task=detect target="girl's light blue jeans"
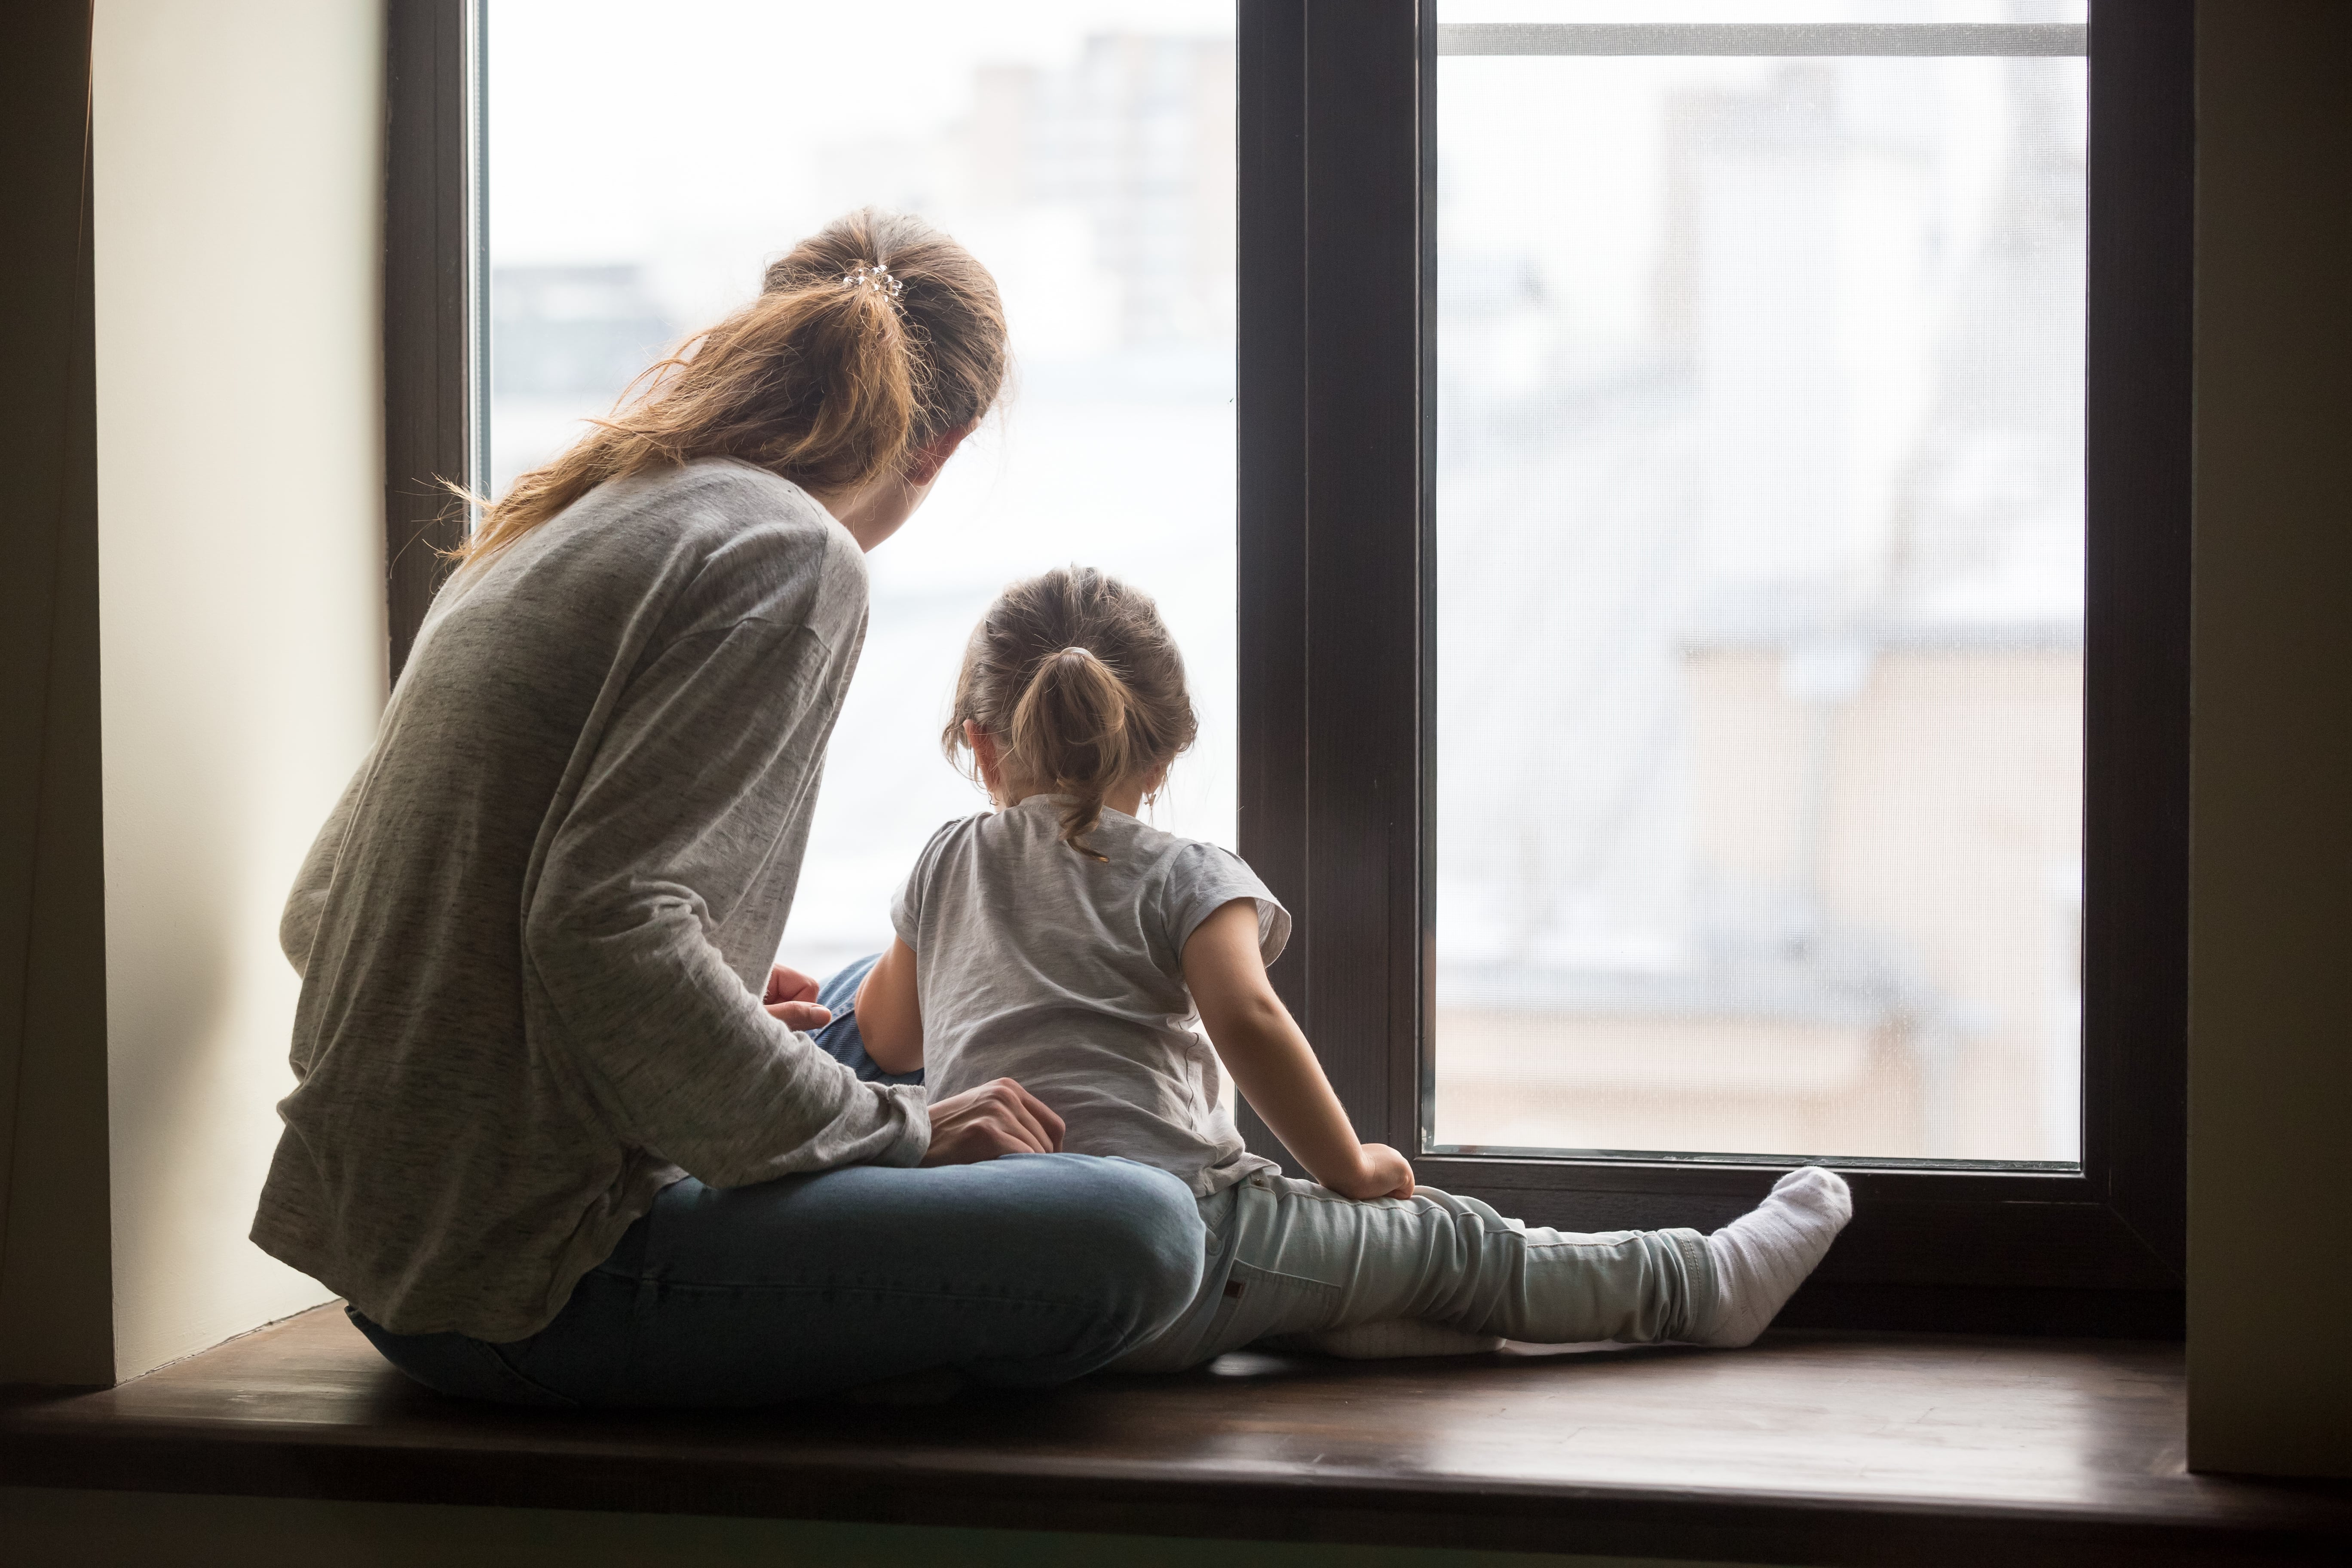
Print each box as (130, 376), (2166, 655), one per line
(1110, 1174), (1718, 1373)
(350, 956), (1205, 1406)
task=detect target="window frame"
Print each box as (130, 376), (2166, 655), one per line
(386, 0), (2191, 1335)
(383, 0), (483, 684)
(1236, 0), (2191, 1335)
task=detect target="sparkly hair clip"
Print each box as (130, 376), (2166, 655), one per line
(841, 262), (905, 303)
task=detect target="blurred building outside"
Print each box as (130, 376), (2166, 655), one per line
(1433, 48), (2087, 1165)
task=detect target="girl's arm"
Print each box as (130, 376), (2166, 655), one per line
(853, 938), (925, 1075)
(1181, 899), (1414, 1200)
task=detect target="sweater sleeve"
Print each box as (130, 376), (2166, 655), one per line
(522, 611), (929, 1187)
(281, 763), (367, 980)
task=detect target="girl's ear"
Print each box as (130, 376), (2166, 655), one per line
(965, 720), (1005, 799)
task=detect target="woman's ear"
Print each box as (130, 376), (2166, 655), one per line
(906, 421), (977, 487)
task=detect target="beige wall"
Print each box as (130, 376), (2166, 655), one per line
(89, 0), (385, 1379)
(2186, 0), (2352, 1479)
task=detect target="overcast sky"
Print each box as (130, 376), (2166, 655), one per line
(490, 0), (1230, 277)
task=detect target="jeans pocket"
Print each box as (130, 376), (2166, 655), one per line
(349, 1305), (581, 1408)
(1201, 1260), (1344, 1358)
(473, 1336), (584, 1409)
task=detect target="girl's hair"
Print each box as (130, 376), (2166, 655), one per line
(459, 208), (1008, 563)
(946, 567), (1200, 857)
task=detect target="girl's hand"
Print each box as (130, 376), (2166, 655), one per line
(1328, 1143), (1416, 1201)
(764, 962), (833, 1032)
(1182, 900), (1416, 1205)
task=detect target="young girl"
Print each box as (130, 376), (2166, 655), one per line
(848, 566), (1853, 1369)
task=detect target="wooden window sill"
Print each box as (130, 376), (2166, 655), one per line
(3, 1306), (2346, 1566)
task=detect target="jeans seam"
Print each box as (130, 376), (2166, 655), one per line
(1521, 1238), (1646, 1254)
(1231, 1260), (1341, 1296)
(635, 1278), (1145, 1313)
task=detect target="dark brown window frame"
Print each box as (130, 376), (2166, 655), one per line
(384, 0), (482, 684)
(385, 0), (2190, 1336)
(1236, 0), (2191, 1336)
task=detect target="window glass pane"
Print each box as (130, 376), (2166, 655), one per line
(1433, 16), (2086, 1163)
(489, 1), (1237, 978)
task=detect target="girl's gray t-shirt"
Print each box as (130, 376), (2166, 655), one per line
(893, 797), (1291, 1196)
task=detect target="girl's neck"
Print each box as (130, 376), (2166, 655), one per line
(994, 772), (1154, 820)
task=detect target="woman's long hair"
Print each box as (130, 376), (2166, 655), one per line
(459, 209), (1008, 563)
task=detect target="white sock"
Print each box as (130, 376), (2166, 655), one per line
(1695, 1166), (1853, 1348)
(1291, 1318), (1507, 1360)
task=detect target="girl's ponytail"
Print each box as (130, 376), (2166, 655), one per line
(1008, 647), (1140, 855)
(947, 567), (1200, 860)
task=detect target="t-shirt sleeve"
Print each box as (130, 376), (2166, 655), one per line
(1155, 841), (1292, 976)
(889, 818), (965, 952)
(888, 872), (919, 951)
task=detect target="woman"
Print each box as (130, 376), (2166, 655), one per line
(254, 211), (1205, 1407)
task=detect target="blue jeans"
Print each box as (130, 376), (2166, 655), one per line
(352, 958), (1205, 1406)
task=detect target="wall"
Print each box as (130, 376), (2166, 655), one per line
(86, 0), (385, 1378)
(2186, 0), (2352, 1479)
(0, 0), (117, 1389)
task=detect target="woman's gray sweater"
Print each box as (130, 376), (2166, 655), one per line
(252, 459), (928, 1341)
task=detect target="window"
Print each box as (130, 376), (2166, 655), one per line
(383, 3), (1242, 969)
(1432, 12), (2090, 1167)
(388, 0), (2190, 1332)
(1236, 0), (2188, 1332)
(479, 0), (1241, 972)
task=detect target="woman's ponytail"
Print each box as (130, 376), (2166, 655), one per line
(947, 567), (1200, 860)
(460, 208), (1007, 564)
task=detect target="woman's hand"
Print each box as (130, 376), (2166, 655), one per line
(1325, 1142), (1416, 1201)
(763, 962), (833, 1032)
(920, 1078), (1066, 1166)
